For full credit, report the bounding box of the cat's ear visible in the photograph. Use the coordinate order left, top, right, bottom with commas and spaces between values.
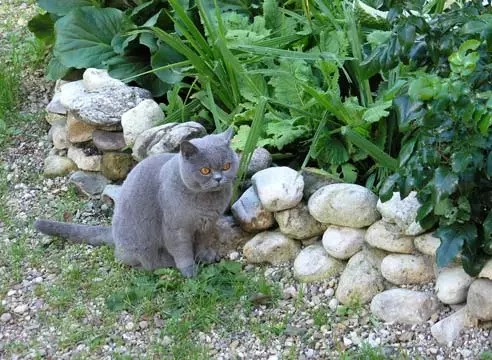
180, 141, 199, 159
220, 127, 234, 144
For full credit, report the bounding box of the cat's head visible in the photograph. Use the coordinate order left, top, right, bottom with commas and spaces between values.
178, 128, 239, 192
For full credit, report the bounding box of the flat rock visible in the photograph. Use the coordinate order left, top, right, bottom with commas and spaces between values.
43, 155, 77, 178
370, 289, 439, 324
322, 226, 366, 260
101, 152, 135, 181
246, 148, 272, 176
436, 266, 474, 304
300, 167, 340, 199
92, 130, 126, 152
45, 112, 66, 125
335, 247, 386, 305
46, 91, 67, 114
414, 233, 441, 257
231, 187, 275, 233
377, 191, 425, 235
60, 80, 152, 126
431, 307, 467, 345
467, 279, 492, 320
243, 231, 300, 265
121, 99, 164, 145
252, 167, 304, 212
83, 68, 125, 91
102, 184, 122, 205
308, 184, 380, 228
132, 122, 206, 161
67, 146, 102, 172
274, 202, 327, 240
69, 171, 109, 197
365, 220, 415, 254
293, 243, 344, 282
67, 111, 96, 143
380, 254, 434, 285
478, 259, 492, 280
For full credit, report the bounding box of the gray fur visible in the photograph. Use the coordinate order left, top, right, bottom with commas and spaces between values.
35, 128, 238, 277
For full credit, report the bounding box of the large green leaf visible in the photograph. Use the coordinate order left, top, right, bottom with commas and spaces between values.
38, 0, 100, 15
28, 13, 55, 44
433, 167, 459, 203
54, 7, 129, 69
151, 42, 185, 85
46, 57, 71, 80
436, 224, 477, 268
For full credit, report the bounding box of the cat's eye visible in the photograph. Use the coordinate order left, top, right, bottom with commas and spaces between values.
199, 167, 211, 175
223, 162, 231, 171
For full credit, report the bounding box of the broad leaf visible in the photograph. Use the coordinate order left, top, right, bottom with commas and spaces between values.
151, 42, 185, 84
28, 13, 55, 44
38, 0, 99, 15
436, 224, 477, 268
362, 100, 392, 124
433, 167, 459, 203
379, 173, 400, 202
54, 7, 129, 69
46, 57, 71, 80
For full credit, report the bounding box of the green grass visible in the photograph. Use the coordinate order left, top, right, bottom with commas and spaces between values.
338, 343, 413, 360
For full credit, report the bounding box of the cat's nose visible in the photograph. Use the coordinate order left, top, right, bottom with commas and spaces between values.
213, 174, 222, 183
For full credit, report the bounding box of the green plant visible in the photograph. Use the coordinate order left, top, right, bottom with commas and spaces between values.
378, 2, 492, 275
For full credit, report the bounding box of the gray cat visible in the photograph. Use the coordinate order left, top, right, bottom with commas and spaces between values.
35, 128, 239, 277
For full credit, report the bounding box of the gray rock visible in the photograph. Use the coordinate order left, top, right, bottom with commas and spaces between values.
380, 254, 434, 285
0, 312, 12, 323
414, 233, 441, 257
308, 184, 380, 228
101, 152, 135, 181
132, 122, 206, 161
60, 80, 152, 126
243, 231, 300, 265
293, 243, 344, 282
92, 130, 126, 152
67, 146, 102, 172
300, 167, 340, 199
479, 259, 492, 280
431, 307, 467, 345
377, 191, 425, 235
121, 99, 164, 145
46, 91, 67, 114
69, 171, 109, 197
365, 220, 415, 254
49, 119, 69, 150
435, 266, 474, 304
370, 289, 439, 324
45, 112, 66, 125
43, 155, 77, 178
231, 187, 275, 233
13, 304, 29, 314
467, 279, 492, 320
252, 167, 304, 212
83, 68, 125, 91
246, 148, 272, 176
102, 184, 122, 205
274, 203, 327, 240
335, 247, 386, 305
322, 226, 366, 260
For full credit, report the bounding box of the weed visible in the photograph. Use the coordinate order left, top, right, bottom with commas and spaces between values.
311, 305, 330, 328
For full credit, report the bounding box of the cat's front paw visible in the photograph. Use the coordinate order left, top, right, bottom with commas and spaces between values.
179, 263, 198, 278
196, 248, 220, 264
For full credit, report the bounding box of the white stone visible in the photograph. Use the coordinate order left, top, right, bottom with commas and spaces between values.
125, 322, 134, 331
83, 68, 125, 91
435, 266, 474, 304
308, 184, 380, 228
67, 146, 102, 172
121, 99, 164, 145
328, 298, 339, 311
479, 259, 492, 280
59, 81, 86, 109
414, 233, 441, 256
335, 247, 386, 305
46, 91, 67, 114
252, 167, 304, 212
365, 220, 415, 253
467, 279, 492, 320
293, 243, 344, 282
231, 187, 275, 233
243, 231, 300, 265
431, 307, 467, 345
274, 203, 327, 240
13, 304, 29, 314
246, 148, 272, 176
322, 226, 365, 260
370, 289, 439, 324
377, 191, 425, 235
0, 312, 12, 322
380, 254, 434, 285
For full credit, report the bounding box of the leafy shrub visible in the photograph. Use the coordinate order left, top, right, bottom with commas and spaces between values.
377, 2, 492, 275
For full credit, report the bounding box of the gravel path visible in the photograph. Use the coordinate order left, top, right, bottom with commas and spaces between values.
1, 1, 491, 359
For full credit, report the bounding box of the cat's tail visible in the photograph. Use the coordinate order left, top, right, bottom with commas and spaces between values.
35, 219, 114, 246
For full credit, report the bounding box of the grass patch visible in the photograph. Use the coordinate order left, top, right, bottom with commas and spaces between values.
338, 343, 413, 360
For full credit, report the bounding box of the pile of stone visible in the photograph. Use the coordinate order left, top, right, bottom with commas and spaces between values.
231, 169, 492, 346
44, 68, 206, 199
